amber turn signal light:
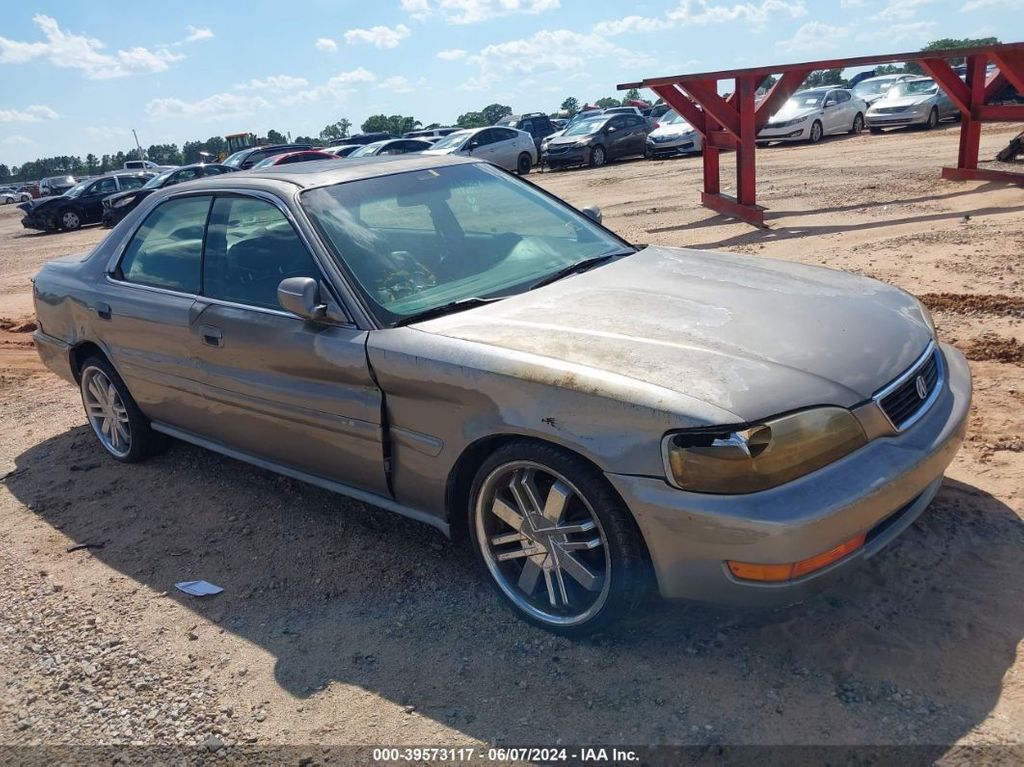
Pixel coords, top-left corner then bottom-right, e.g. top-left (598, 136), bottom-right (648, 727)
top-left (726, 532), bottom-right (867, 582)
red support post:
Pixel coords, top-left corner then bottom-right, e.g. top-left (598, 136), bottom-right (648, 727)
top-left (736, 75), bottom-right (757, 209)
top-left (959, 55), bottom-right (986, 171)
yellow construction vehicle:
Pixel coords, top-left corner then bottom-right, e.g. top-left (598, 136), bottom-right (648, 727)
top-left (221, 132), bottom-right (258, 161)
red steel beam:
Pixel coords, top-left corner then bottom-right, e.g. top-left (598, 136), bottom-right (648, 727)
top-left (754, 69), bottom-right (813, 131)
top-left (618, 42), bottom-right (1024, 89)
top-left (942, 167), bottom-right (1024, 185)
top-left (974, 104), bottom-right (1024, 121)
top-left (701, 192), bottom-right (765, 227)
top-left (917, 58), bottom-right (973, 113)
top-left (984, 71), bottom-right (1008, 101)
top-left (678, 79), bottom-right (740, 137)
top-left (736, 75), bottom-right (757, 207)
top-left (989, 50), bottom-right (1024, 96)
top-left (650, 84), bottom-right (706, 133)
top-left (957, 55), bottom-right (987, 170)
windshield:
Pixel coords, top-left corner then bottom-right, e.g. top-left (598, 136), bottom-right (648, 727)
top-left (783, 91), bottom-right (827, 110)
top-left (144, 169), bottom-right (176, 189)
top-left (301, 163), bottom-right (631, 324)
top-left (563, 118), bottom-right (606, 137)
top-left (63, 181), bottom-right (90, 198)
top-left (887, 79), bottom-right (938, 98)
top-left (661, 110), bottom-right (687, 125)
top-left (223, 150), bottom-right (248, 168)
top-left (430, 132), bottom-right (471, 150)
top-left (853, 78), bottom-right (897, 96)
top-left (350, 142), bottom-right (386, 158)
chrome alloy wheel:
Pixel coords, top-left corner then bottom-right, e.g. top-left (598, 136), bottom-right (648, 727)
top-left (81, 367), bottom-right (131, 458)
top-left (475, 461), bottom-right (611, 626)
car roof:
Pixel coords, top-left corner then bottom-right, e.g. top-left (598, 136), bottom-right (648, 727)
top-left (177, 154), bottom-right (481, 192)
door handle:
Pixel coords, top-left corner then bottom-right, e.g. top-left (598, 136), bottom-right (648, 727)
top-left (199, 324), bottom-right (223, 347)
top-left (93, 302), bottom-right (112, 320)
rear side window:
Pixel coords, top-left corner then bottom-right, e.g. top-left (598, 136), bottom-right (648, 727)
top-left (118, 196), bottom-right (212, 293)
top-left (202, 196), bottom-right (322, 310)
top-left (118, 176), bottom-right (148, 191)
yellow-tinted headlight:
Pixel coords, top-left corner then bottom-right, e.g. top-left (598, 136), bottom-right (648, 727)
top-left (664, 407), bottom-right (867, 494)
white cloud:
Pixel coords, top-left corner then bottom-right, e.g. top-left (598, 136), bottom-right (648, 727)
top-left (235, 74), bottom-right (309, 91)
top-left (861, 19), bottom-right (937, 43)
top-left (403, 0), bottom-right (560, 24)
top-left (279, 68), bottom-right (378, 105)
top-left (776, 21), bottom-right (850, 53)
top-left (381, 75), bottom-right (414, 93)
top-left (1, 135), bottom-right (33, 146)
top-left (595, 1), bottom-right (806, 37)
top-left (961, 0), bottom-right (1012, 8)
top-left (872, 0), bottom-right (934, 21)
top-left (840, 0), bottom-right (864, 6)
top-left (344, 24), bottom-right (411, 49)
top-left (0, 104), bottom-right (59, 124)
top-left (315, 37), bottom-right (338, 52)
top-left (184, 25), bottom-right (214, 43)
top-left (462, 29), bottom-right (652, 91)
top-left (0, 14), bottom-right (184, 79)
top-left (437, 48), bottom-right (467, 60)
top-left (146, 92), bottom-right (272, 120)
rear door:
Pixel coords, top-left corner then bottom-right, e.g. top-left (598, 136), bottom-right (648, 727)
top-left (488, 127), bottom-right (520, 170)
top-left (606, 116), bottom-right (632, 159)
top-left (102, 194), bottom-right (212, 433)
top-left (624, 115), bottom-right (648, 155)
top-left (190, 193), bottom-right (387, 494)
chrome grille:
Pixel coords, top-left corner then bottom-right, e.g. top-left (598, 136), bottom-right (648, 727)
top-left (876, 345), bottom-right (941, 431)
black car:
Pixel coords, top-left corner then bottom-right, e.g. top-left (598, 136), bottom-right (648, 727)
top-left (222, 143), bottom-right (313, 170)
top-left (542, 113), bottom-right (651, 170)
top-left (496, 112), bottom-right (557, 150)
top-left (20, 172), bottom-right (153, 232)
top-left (343, 132), bottom-right (394, 145)
top-left (101, 163), bottom-right (233, 226)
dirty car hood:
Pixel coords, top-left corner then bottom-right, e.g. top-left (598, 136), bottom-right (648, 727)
top-left (417, 247), bottom-right (934, 422)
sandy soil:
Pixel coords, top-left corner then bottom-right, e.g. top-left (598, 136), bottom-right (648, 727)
top-left (1, 123), bottom-right (1022, 759)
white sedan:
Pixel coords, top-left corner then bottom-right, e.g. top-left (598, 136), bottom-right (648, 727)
top-left (758, 87), bottom-right (868, 144)
top-left (422, 127), bottom-right (537, 174)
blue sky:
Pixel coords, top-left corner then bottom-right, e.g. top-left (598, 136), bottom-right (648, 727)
top-left (0, 0), bottom-right (1018, 166)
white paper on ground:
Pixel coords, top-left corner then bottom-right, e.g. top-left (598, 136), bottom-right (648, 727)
top-left (175, 580), bottom-right (223, 596)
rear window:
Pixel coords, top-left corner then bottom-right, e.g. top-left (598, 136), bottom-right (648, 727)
top-left (118, 196), bottom-right (212, 293)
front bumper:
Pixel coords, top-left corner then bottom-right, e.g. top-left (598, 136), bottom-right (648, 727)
top-left (22, 211), bottom-right (58, 231)
top-left (608, 342), bottom-right (971, 606)
top-left (543, 146), bottom-right (589, 167)
top-left (866, 111), bottom-right (928, 127)
top-left (646, 137), bottom-right (699, 157)
top-left (757, 124), bottom-right (809, 142)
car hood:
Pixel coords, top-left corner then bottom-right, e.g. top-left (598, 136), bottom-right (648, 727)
top-left (871, 95), bottom-right (933, 109)
top-left (768, 106), bottom-right (819, 123)
top-left (421, 147), bottom-right (460, 156)
top-left (649, 123), bottom-right (696, 138)
top-left (416, 247), bottom-right (933, 422)
top-left (548, 133), bottom-right (598, 147)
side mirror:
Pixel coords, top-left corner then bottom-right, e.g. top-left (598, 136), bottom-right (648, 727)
top-left (581, 205), bottom-right (602, 224)
top-left (278, 277), bottom-right (327, 321)
top-left (605, 126), bottom-right (617, 133)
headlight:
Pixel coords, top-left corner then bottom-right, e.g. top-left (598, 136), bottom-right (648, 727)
top-left (112, 196), bottom-right (136, 208)
top-left (663, 407), bottom-right (867, 494)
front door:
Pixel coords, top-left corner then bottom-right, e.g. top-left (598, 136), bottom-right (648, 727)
top-left (189, 193), bottom-right (388, 495)
top-left (81, 176), bottom-right (118, 224)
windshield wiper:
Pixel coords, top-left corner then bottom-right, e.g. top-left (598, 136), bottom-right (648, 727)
top-left (393, 297), bottom-right (502, 327)
top-left (529, 251), bottom-right (630, 291)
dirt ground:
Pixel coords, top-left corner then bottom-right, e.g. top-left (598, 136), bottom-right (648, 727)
top-left (1, 123), bottom-right (1022, 761)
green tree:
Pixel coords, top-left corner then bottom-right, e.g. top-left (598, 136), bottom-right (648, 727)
top-left (481, 103), bottom-right (512, 124)
top-left (85, 154), bottom-right (99, 173)
top-left (623, 87), bottom-right (643, 102)
top-left (905, 37), bottom-right (999, 74)
top-left (594, 96), bottom-right (621, 108)
top-left (266, 128), bottom-right (288, 144)
top-left (318, 119), bottom-right (351, 142)
top-left (0, 164), bottom-right (9, 181)
top-left (456, 111), bottom-right (487, 128)
top-left (360, 114), bottom-right (420, 135)
top-left (560, 97), bottom-right (580, 117)
top-left (874, 64), bottom-right (905, 75)
top-left (803, 68), bottom-right (847, 88)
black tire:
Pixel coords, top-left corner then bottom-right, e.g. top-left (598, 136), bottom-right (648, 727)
top-left (850, 113), bottom-right (864, 134)
top-left (468, 440), bottom-right (649, 636)
top-left (59, 207), bottom-right (81, 231)
top-left (923, 107), bottom-right (939, 130)
top-left (808, 120), bottom-right (824, 144)
top-left (589, 144), bottom-right (607, 168)
top-left (516, 152), bottom-right (532, 175)
top-left (78, 355), bottom-right (166, 463)
top-left (869, 126), bottom-right (883, 135)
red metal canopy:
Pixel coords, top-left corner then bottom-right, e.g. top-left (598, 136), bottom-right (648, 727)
top-left (619, 42), bottom-right (1024, 227)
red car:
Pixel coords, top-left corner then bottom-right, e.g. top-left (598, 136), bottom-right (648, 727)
top-left (251, 150), bottom-right (339, 168)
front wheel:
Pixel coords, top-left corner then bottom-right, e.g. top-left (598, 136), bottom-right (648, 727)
top-left (923, 107), bottom-right (939, 130)
top-left (60, 208), bottom-right (81, 231)
top-left (516, 152), bottom-right (532, 175)
top-left (469, 441), bottom-right (649, 635)
top-left (808, 120), bottom-right (824, 144)
top-left (850, 113), bottom-right (864, 134)
top-left (589, 144), bottom-right (606, 168)
top-left (79, 356), bottom-right (166, 463)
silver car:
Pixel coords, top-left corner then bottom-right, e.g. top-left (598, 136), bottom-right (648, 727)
top-left (758, 87), bottom-right (868, 144)
top-left (851, 74), bottom-right (917, 108)
top-left (645, 110), bottom-right (703, 158)
top-left (866, 77), bottom-right (959, 132)
top-left (31, 156), bottom-right (971, 635)
top-left (421, 126), bottom-right (537, 174)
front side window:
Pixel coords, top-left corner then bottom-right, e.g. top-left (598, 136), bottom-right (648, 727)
top-left (118, 196), bottom-right (212, 292)
top-left (202, 196), bottom-right (322, 311)
top-left (302, 163), bottom-right (630, 324)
